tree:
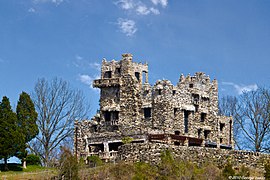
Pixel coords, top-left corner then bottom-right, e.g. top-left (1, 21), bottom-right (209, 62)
top-left (30, 78), bottom-right (89, 167)
top-left (238, 88), bottom-right (270, 152)
top-left (0, 96), bottom-right (24, 171)
top-left (220, 88), bottom-right (270, 152)
top-left (16, 92), bottom-right (38, 168)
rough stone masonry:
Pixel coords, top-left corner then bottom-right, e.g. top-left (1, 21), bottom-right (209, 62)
top-left (74, 53), bottom-right (269, 169)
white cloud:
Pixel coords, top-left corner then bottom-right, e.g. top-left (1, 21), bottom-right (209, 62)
top-left (136, 5), bottom-right (150, 15)
top-left (73, 55), bottom-right (101, 71)
top-left (78, 74), bottom-right (100, 92)
top-left (79, 74), bottom-right (93, 86)
top-left (117, 18), bottom-right (137, 36)
top-left (115, 0), bottom-right (162, 15)
top-left (33, 0), bottom-right (64, 5)
top-left (115, 0), bottom-right (134, 10)
top-left (28, 8), bottom-right (36, 13)
top-left (222, 82), bottom-right (258, 95)
top-left (150, 7), bottom-right (160, 15)
top-left (151, 0), bottom-right (168, 7)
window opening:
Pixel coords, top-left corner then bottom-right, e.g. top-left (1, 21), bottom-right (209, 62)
top-left (195, 105), bottom-right (199, 112)
top-left (144, 108), bottom-right (151, 119)
top-left (220, 123), bottom-right (225, 132)
top-left (201, 113), bottom-right (206, 122)
top-left (135, 72), bottom-right (140, 81)
top-left (184, 110), bottom-right (189, 133)
top-left (198, 129), bottom-right (202, 138)
top-left (104, 71), bottom-right (112, 78)
top-left (204, 130), bottom-right (210, 139)
top-left (174, 108), bottom-right (177, 116)
top-left (104, 111), bottom-right (111, 121)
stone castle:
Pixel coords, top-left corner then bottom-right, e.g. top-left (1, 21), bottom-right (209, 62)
top-left (74, 53), bottom-right (235, 162)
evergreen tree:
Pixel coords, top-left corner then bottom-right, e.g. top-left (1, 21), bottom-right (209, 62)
top-left (16, 92), bottom-right (38, 168)
top-left (0, 96), bottom-right (23, 171)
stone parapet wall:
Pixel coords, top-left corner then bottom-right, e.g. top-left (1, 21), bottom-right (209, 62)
top-left (118, 143), bottom-right (269, 170)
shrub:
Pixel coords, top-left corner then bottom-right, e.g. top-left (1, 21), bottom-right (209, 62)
top-left (222, 161), bottom-right (235, 178)
top-left (122, 136), bottom-right (133, 144)
top-left (237, 165), bottom-right (250, 177)
top-left (87, 155), bottom-right (103, 167)
top-left (265, 161), bottom-right (270, 179)
top-left (26, 154), bottom-right (41, 165)
top-left (58, 147), bottom-right (79, 180)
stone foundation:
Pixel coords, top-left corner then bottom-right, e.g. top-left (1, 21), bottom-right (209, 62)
top-left (118, 143), bottom-right (269, 171)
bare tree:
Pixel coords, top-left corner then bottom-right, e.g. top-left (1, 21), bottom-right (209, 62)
top-left (238, 88), bottom-right (270, 152)
top-left (219, 88), bottom-right (270, 152)
top-left (30, 78), bottom-right (89, 166)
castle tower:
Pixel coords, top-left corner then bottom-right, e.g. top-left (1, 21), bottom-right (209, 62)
top-left (93, 53), bottom-right (149, 133)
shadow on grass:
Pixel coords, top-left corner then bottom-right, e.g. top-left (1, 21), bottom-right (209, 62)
top-left (0, 163), bottom-right (22, 171)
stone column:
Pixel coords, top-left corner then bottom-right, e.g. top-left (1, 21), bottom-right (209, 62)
top-left (103, 142), bottom-right (109, 161)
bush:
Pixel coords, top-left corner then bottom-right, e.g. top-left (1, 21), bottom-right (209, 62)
top-left (26, 154), bottom-right (41, 165)
top-left (222, 161), bottom-right (235, 178)
top-left (265, 161), bottom-right (270, 179)
top-left (122, 136), bottom-right (133, 144)
top-left (58, 147), bottom-right (79, 180)
top-left (87, 155), bottom-right (103, 167)
top-left (237, 165), bottom-right (250, 177)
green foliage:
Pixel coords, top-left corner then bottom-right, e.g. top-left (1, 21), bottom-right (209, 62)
top-left (16, 92), bottom-right (38, 143)
top-left (109, 162), bottom-right (135, 179)
top-left (265, 161), bottom-right (270, 179)
top-left (0, 96), bottom-right (24, 171)
top-left (87, 155), bottom-right (103, 167)
top-left (122, 136), bottom-right (134, 144)
top-left (133, 162), bottom-right (158, 180)
top-left (237, 165), bottom-right (250, 177)
top-left (58, 147), bottom-right (80, 180)
top-left (26, 154), bottom-right (41, 165)
top-left (222, 161), bottom-right (235, 178)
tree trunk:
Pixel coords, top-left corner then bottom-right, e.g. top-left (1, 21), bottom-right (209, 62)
top-left (4, 157), bottom-right (8, 171)
top-left (22, 159), bottom-right (27, 169)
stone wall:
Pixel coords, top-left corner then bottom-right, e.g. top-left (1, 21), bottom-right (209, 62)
top-left (118, 143), bottom-right (269, 171)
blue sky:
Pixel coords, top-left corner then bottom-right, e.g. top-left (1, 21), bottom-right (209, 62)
top-left (0, 0), bottom-right (270, 117)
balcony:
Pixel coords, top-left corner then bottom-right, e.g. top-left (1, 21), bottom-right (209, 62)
top-left (93, 78), bottom-right (120, 88)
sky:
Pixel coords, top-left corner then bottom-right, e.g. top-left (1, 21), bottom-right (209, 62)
top-left (0, 0), bottom-right (270, 118)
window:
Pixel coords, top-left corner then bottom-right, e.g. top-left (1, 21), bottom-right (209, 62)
top-left (144, 108), bottom-right (151, 119)
top-left (135, 72), bottom-right (140, 81)
top-left (198, 129), bottom-right (202, 138)
top-left (220, 123), bottom-right (225, 132)
top-left (201, 113), bottom-right (206, 122)
top-left (184, 110), bottom-right (189, 133)
top-left (174, 108), bottom-right (177, 116)
top-left (115, 68), bottom-right (121, 75)
top-left (189, 84), bottom-right (194, 88)
top-left (192, 94), bottom-right (199, 104)
top-left (158, 89), bottom-right (162, 95)
top-left (172, 90), bottom-right (176, 95)
top-left (195, 105), bottom-right (199, 112)
top-left (104, 111), bottom-right (111, 121)
top-left (204, 130), bottom-right (210, 139)
top-left (104, 71), bottom-right (112, 78)
top-left (220, 138), bottom-right (223, 144)
top-left (175, 130), bottom-right (180, 135)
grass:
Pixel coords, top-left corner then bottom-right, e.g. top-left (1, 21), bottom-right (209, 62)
top-left (0, 164), bottom-right (57, 180)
